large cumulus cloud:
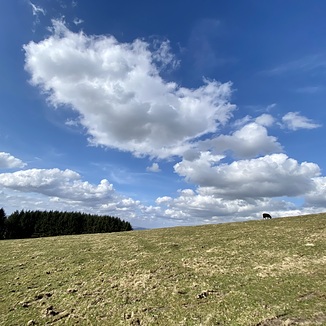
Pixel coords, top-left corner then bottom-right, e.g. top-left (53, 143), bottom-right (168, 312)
top-left (156, 151), bottom-right (325, 224)
top-left (24, 20), bottom-right (235, 159)
top-left (174, 153), bottom-right (320, 198)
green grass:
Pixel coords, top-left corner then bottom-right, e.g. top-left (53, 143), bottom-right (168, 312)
top-left (0, 213), bottom-right (325, 325)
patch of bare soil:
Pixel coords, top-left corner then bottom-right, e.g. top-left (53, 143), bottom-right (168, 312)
top-left (255, 313), bottom-right (326, 325)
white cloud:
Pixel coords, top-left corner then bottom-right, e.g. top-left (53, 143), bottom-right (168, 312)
top-left (65, 118), bottom-right (80, 127)
top-left (281, 112), bottom-right (321, 131)
top-left (73, 18), bottom-right (84, 26)
top-left (28, 1), bottom-right (46, 31)
top-left (0, 168), bottom-right (115, 202)
top-left (146, 163), bottom-right (161, 172)
top-left (233, 115), bottom-right (252, 128)
top-left (0, 152), bottom-right (27, 169)
top-left (175, 151), bottom-right (224, 186)
top-left (29, 2), bottom-right (46, 16)
top-left (152, 40), bottom-right (180, 70)
top-left (174, 153), bottom-right (320, 198)
top-left (155, 196), bottom-right (172, 205)
top-left (156, 187), bottom-right (304, 224)
top-left (255, 113), bottom-right (274, 127)
top-left (266, 103), bottom-right (277, 112)
top-left (24, 20), bottom-right (235, 159)
top-left (199, 121), bottom-right (282, 159)
top-left (304, 177), bottom-right (326, 207)
top-left (155, 173), bottom-right (326, 224)
top-left (0, 168), bottom-right (149, 223)
top-left (233, 113), bottom-right (274, 129)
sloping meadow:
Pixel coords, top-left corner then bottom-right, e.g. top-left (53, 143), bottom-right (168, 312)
top-left (0, 214), bottom-right (325, 325)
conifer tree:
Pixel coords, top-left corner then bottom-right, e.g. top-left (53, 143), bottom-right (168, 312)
top-left (0, 208), bottom-right (6, 239)
top-left (2, 209), bottom-right (132, 239)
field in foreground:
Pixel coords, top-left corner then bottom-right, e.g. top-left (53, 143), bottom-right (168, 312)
top-left (0, 214), bottom-right (325, 326)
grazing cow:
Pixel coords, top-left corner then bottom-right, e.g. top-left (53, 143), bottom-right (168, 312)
top-left (262, 213), bottom-right (272, 219)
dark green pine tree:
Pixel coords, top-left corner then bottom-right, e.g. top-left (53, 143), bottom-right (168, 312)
top-left (0, 208), bottom-right (6, 239)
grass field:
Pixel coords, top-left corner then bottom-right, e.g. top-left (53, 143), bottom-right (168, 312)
top-left (0, 213), bottom-right (325, 325)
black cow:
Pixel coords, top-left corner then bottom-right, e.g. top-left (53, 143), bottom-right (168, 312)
top-left (262, 213), bottom-right (272, 219)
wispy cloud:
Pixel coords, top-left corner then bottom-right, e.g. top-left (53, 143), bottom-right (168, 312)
top-left (29, 1), bottom-right (46, 31)
top-left (262, 54), bottom-right (326, 76)
top-left (73, 17), bottom-right (84, 25)
top-left (29, 1), bottom-right (46, 16)
top-left (281, 112), bottom-right (321, 131)
top-left (294, 86), bottom-right (325, 94)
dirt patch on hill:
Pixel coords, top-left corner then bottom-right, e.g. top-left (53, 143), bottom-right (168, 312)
top-left (256, 312), bottom-right (326, 325)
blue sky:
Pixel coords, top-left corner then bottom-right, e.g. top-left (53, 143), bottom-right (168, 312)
top-left (1, 0), bottom-right (326, 228)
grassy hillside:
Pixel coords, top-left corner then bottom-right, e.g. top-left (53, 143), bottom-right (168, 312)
top-left (0, 214), bottom-right (325, 325)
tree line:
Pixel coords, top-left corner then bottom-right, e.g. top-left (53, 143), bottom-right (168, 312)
top-left (0, 208), bottom-right (132, 239)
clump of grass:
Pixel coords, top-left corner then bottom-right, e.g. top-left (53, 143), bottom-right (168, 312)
top-left (0, 213), bottom-right (325, 325)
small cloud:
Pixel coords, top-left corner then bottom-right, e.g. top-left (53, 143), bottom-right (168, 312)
top-left (281, 112), bottom-right (321, 131)
top-left (29, 1), bottom-right (46, 31)
top-left (255, 114), bottom-right (274, 127)
top-left (199, 120), bottom-right (281, 159)
top-left (266, 103), bottom-right (277, 112)
top-left (242, 103), bottom-right (276, 115)
top-left (156, 196), bottom-right (172, 205)
top-left (29, 1), bottom-right (46, 16)
top-left (0, 152), bottom-right (27, 169)
top-left (146, 163), bottom-right (161, 173)
top-left (65, 119), bottom-right (79, 127)
top-left (73, 17), bottom-right (84, 25)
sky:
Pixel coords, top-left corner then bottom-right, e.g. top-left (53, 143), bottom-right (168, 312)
top-left (1, 0), bottom-right (326, 228)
